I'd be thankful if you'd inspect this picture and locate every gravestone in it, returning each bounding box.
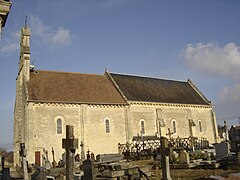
[90,152,95,161]
[82,152,95,180]
[31,167,46,180]
[179,150,190,164]
[1,167,11,180]
[160,137,172,180]
[45,161,51,170]
[42,149,51,170]
[214,142,230,158]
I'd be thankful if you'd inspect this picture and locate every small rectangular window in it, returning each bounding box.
[105,119,110,133]
[199,121,202,132]
[141,120,145,134]
[57,119,62,134]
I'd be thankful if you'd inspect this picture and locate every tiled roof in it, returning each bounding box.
[28,70,127,104]
[109,73,210,105]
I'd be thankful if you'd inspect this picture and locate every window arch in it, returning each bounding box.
[171,119,177,134]
[57,118,62,134]
[140,120,145,134]
[105,119,110,133]
[198,120,202,132]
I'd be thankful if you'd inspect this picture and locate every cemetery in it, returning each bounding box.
[1,123,240,180]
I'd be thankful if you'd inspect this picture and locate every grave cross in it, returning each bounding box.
[166,128,174,140]
[62,125,78,180]
[160,137,172,180]
[52,147,57,168]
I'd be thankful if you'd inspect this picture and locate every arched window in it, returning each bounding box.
[199,120,202,132]
[105,119,110,133]
[57,118,62,134]
[140,120,145,134]
[172,119,177,134]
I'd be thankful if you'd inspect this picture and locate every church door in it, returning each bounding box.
[35,151,41,166]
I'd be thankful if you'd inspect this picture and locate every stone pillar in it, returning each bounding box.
[62,125,78,180]
[160,137,172,180]
[20,143,29,180]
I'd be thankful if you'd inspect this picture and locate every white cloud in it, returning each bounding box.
[218,84,240,103]
[50,27,71,46]
[0,15,72,54]
[29,15,72,47]
[214,83,240,124]
[181,42,240,124]
[0,31,20,54]
[0,42,18,53]
[181,42,240,80]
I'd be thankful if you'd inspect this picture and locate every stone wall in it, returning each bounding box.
[15,101,218,166]
[25,103,127,165]
[127,102,217,144]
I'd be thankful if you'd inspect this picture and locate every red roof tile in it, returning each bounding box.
[28,70,127,104]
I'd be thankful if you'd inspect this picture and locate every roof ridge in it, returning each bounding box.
[32,69,104,76]
[110,72,187,83]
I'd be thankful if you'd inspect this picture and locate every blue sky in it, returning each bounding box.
[0,0,240,150]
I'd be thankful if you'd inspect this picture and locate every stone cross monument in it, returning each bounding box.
[62,125,78,180]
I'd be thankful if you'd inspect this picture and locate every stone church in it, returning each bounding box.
[14,26,218,166]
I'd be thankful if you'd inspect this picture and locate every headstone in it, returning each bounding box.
[31,167,46,180]
[179,150,190,164]
[62,125,78,180]
[45,161,51,170]
[214,142,230,158]
[90,152,95,161]
[160,137,172,180]
[42,149,51,170]
[82,158,95,180]
[1,168,11,180]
